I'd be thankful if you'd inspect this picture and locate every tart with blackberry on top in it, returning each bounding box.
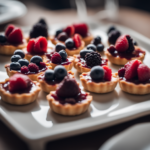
[47,76,92,116]
[118,59,150,95]
[0,24,26,55]
[5,54,51,81]
[80,66,118,93]
[38,66,74,93]
[0,74,41,105]
[74,50,108,73]
[105,35,145,65]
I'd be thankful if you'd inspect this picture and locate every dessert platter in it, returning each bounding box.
[0,20,150,150]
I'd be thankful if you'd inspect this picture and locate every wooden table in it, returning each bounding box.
[0,3,150,150]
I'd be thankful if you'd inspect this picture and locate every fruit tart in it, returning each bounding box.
[47,76,92,116]
[74,51,108,73]
[0,24,26,55]
[118,59,150,95]
[0,74,41,105]
[38,66,74,93]
[5,55,51,81]
[105,35,146,65]
[80,66,118,93]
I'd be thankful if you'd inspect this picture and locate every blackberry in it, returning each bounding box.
[38,18,47,27]
[29,23,48,39]
[107,26,116,35]
[126,35,135,53]
[108,30,121,45]
[85,52,101,68]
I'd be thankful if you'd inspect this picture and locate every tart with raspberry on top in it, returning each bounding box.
[47,76,92,116]
[74,50,108,73]
[0,74,41,105]
[80,66,118,93]
[105,35,145,65]
[38,66,74,93]
[0,24,26,55]
[5,54,51,81]
[118,59,150,95]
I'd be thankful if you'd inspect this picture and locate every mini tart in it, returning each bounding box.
[81,33,93,46]
[49,35,65,45]
[73,55,108,73]
[47,91,92,116]
[0,78,41,105]
[5,64,52,81]
[80,72,118,93]
[0,39,27,55]
[38,71,74,93]
[105,46,145,65]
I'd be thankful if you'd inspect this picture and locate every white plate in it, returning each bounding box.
[0,23,150,150]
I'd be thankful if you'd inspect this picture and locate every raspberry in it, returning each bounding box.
[85,52,101,68]
[63,25,75,37]
[5,24,15,37]
[73,34,81,48]
[108,45,116,53]
[126,35,135,53]
[39,62,46,68]
[137,64,150,82]
[51,52,62,64]
[118,67,125,77]
[28,63,39,73]
[34,36,47,54]
[27,39,35,53]
[21,66,29,74]
[102,66,112,81]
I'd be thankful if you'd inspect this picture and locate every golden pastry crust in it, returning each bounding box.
[0,79,41,105]
[5,64,52,81]
[47,91,92,116]
[80,72,118,93]
[0,40,27,55]
[105,46,145,65]
[82,33,93,46]
[38,71,74,93]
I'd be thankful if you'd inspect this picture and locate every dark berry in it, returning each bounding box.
[0,35,7,43]
[59,50,67,61]
[97,44,104,52]
[108,45,116,53]
[45,70,55,81]
[80,49,93,59]
[87,44,96,51]
[18,59,29,67]
[14,49,25,58]
[30,56,43,66]
[107,26,116,35]
[21,66,29,74]
[30,23,48,39]
[10,62,21,70]
[38,18,47,27]
[55,29,63,37]
[57,32,68,41]
[54,65,67,80]
[126,35,135,53]
[39,62,46,68]
[133,41,138,46]
[51,52,62,64]
[65,38,74,49]
[118,67,125,77]
[28,63,39,73]
[85,52,101,68]
[55,43,66,52]
[90,66,104,81]
[92,36,101,46]
[108,30,121,45]
[11,55,21,62]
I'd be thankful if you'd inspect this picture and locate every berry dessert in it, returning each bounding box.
[118,59,150,95]
[38,66,74,93]
[0,74,41,105]
[0,24,26,55]
[80,66,118,93]
[46,76,92,116]
[5,54,51,81]
[74,51,108,73]
[105,35,146,65]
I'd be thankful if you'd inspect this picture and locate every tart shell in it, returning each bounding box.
[47,91,92,116]
[82,33,93,46]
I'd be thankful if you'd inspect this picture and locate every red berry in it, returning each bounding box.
[39,62,46,68]
[63,25,75,37]
[73,34,81,48]
[21,66,29,74]
[28,63,39,73]
[73,23,88,37]
[102,66,112,81]
[27,39,35,53]
[115,35,129,52]
[108,45,116,53]
[118,67,126,77]
[7,28,23,44]
[34,36,47,54]
[5,24,15,37]
[9,74,31,92]
[137,64,150,82]
[51,52,62,64]
[124,59,141,80]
